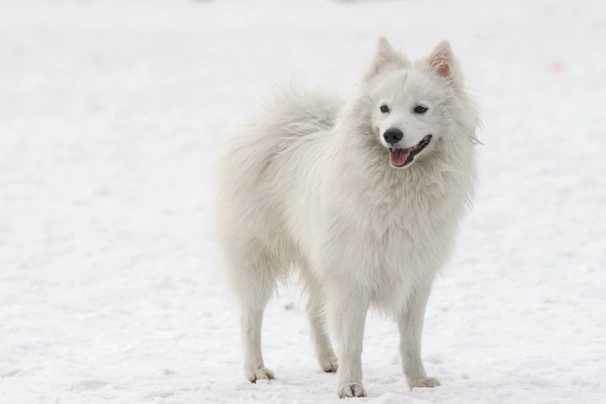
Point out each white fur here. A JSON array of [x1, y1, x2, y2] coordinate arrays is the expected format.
[[215, 38, 479, 398]]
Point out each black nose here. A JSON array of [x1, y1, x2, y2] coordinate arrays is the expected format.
[[383, 128, 403, 145]]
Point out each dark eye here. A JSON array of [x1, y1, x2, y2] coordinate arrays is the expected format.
[[380, 105, 390, 113], [414, 105, 428, 114]]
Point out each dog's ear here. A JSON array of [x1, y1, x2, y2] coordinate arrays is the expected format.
[[425, 40, 456, 81], [365, 37, 411, 81]]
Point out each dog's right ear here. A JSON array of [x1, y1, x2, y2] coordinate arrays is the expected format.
[[365, 37, 411, 81]]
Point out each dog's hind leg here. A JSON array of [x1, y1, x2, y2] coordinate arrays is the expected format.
[[224, 240, 281, 383], [397, 282, 440, 389], [300, 270, 338, 372]]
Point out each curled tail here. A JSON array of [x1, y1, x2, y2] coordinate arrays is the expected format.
[[216, 87, 340, 187]]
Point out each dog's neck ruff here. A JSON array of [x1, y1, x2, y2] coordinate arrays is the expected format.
[[330, 97, 477, 215]]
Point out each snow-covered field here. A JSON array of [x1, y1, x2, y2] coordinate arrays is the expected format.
[[1, 0, 605, 403]]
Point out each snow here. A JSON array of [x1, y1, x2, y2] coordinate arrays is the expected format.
[[1, 0, 605, 403]]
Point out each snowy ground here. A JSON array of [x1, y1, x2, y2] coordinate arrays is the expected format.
[[1, 0, 605, 403]]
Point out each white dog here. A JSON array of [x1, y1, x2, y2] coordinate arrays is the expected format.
[[215, 38, 479, 398]]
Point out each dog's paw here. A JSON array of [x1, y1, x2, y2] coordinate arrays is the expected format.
[[338, 382, 367, 398], [319, 355, 339, 373], [408, 377, 440, 389], [246, 367, 274, 383]]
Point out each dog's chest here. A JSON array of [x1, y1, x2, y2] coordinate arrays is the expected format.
[[336, 180, 465, 285], [307, 157, 474, 301], [376, 199, 457, 266]]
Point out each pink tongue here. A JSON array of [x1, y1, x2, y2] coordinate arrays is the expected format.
[[389, 149, 411, 166]]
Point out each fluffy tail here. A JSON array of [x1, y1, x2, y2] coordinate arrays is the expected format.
[[216, 86, 340, 186], [260, 85, 340, 137]]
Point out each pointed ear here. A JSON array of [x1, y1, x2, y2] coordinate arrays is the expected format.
[[427, 40, 455, 80], [365, 37, 411, 81]]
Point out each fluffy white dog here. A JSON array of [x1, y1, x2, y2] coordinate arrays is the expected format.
[[215, 37, 479, 398]]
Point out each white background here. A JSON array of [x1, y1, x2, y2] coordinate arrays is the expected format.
[[1, 1, 604, 403]]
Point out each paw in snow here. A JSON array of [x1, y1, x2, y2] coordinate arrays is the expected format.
[[408, 377, 440, 389], [320, 355, 339, 373], [246, 367, 274, 383], [338, 382, 367, 398]]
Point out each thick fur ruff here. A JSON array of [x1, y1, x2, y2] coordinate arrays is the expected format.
[[215, 38, 479, 398]]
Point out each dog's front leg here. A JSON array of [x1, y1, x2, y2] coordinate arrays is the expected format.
[[397, 282, 440, 389], [333, 288, 370, 398]]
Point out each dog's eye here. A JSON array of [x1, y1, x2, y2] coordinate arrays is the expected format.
[[380, 105, 390, 113], [414, 105, 428, 114]]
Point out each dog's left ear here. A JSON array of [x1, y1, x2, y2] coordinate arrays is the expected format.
[[365, 37, 411, 81], [426, 40, 456, 81]]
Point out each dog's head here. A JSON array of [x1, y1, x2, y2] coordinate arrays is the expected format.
[[364, 38, 465, 169]]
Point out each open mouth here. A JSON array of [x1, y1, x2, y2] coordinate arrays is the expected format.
[[388, 135, 433, 168]]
